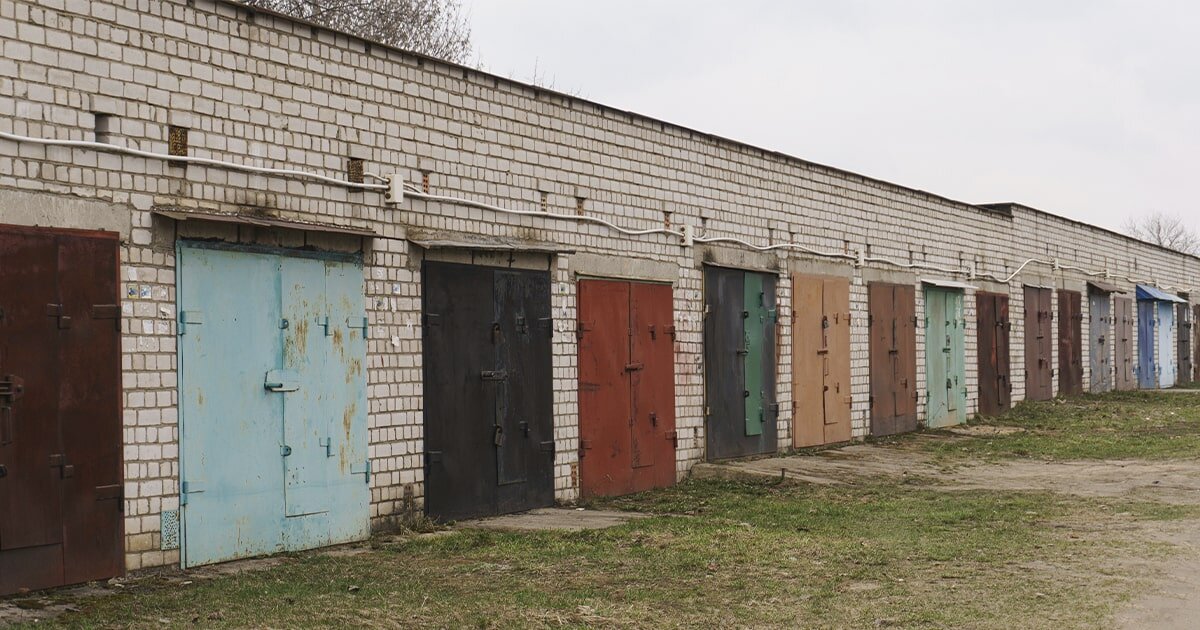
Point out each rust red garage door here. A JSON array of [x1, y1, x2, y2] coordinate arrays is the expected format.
[[976, 292, 1011, 416], [577, 280, 676, 498], [792, 274, 851, 447], [1115, 297, 1136, 391], [868, 283, 917, 436], [0, 225, 123, 596], [1024, 286, 1054, 400], [423, 261, 555, 521], [1058, 290, 1083, 396]]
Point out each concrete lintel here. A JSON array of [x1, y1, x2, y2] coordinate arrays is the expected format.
[[0, 188, 131, 239], [569, 252, 677, 284]]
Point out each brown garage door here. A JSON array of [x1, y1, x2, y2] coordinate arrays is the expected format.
[[976, 292, 1012, 416], [1058, 290, 1083, 396], [1024, 286, 1054, 401], [0, 225, 123, 596], [1115, 297, 1136, 391], [868, 283, 917, 436], [792, 275, 852, 447], [577, 279, 676, 498]]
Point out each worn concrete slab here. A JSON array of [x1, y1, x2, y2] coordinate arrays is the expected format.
[[457, 508, 650, 532]]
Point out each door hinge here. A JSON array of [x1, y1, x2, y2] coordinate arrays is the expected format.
[[347, 316, 369, 334], [351, 460, 371, 484], [318, 437, 333, 457], [425, 451, 443, 467], [578, 439, 592, 457], [540, 440, 556, 454], [180, 480, 206, 505], [91, 304, 122, 331], [423, 313, 441, 328], [666, 431, 678, 449], [178, 310, 204, 334]]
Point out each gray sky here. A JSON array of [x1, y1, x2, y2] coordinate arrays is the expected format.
[[467, 0, 1200, 235]]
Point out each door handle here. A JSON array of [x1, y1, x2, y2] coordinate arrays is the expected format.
[[264, 370, 300, 392], [493, 425, 505, 447]]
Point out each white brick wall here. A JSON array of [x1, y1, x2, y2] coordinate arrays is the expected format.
[[0, 0, 1198, 571]]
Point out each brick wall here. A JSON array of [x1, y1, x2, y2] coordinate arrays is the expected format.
[[1, 0, 1198, 571]]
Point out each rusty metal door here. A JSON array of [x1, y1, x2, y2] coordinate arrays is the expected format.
[[1115, 297, 1136, 390], [1058, 290, 1083, 396], [792, 275, 851, 447], [1178, 304, 1193, 386], [0, 226, 122, 596], [423, 262, 554, 520], [868, 283, 918, 436], [577, 280, 633, 497], [630, 282, 677, 491], [1088, 292, 1113, 393], [1024, 287, 1053, 400], [704, 267, 776, 461], [976, 292, 1011, 416]]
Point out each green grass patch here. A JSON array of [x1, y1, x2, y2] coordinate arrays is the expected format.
[[928, 391, 1200, 461], [20, 478, 1182, 629]]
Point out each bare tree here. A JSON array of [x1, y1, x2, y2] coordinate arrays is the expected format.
[[242, 0, 472, 63], [1123, 212, 1200, 255]]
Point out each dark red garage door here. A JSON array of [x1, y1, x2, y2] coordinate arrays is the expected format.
[[0, 224, 123, 595]]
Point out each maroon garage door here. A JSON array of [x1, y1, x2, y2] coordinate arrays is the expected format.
[[0, 225, 123, 595]]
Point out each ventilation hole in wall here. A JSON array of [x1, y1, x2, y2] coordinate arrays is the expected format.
[[575, 196, 586, 215], [421, 171, 431, 193], [347, 158, 364, 184], [93, 113, 113, 144], [540, 192, 549, 213], [167, 125, 189, 158], [663, 210, 672, 229]]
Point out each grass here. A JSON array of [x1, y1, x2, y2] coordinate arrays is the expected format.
[[925, 390, 1200, 461], [15, 478, 1192, 629]]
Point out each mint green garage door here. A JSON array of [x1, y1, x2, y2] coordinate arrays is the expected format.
[[177, 242, 370, 567], [924, 285, 967, 428]]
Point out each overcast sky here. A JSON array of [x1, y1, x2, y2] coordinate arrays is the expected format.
[[467, 1, 1200, 235]]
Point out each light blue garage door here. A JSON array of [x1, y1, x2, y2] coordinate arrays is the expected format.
[[177, 242, 369, 567]]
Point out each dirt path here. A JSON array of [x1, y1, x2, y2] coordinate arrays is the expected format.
[[694, 434, 1200, 629]]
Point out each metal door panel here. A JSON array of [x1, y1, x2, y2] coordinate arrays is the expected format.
[[1138, 300, 1157, 389], [821, 278, 852, 444], [493, 269, 554, 515], [1024, 287, 1053, 400], [280, 257, 330, 518], [179, 245, 286, 567], [423, 262, 495, 521], [1089, 292, 1112, 393], [893, 285, 919, 432], [55, 233, 123, 585], [1158, 302, 1176, 388], [791, 275, 826, 447], [577, 280, 633, 498], [924, 287, 950, 427], [1177, 304, 1192, 386], [977, 293, 1011, 416], [1116, 297, 1136, 390], [1058, 290, 1083, 396], [320, 260, 370, 544], [870, 283, 918, 436], [0, 230, 64, 558], [704, 267, 745, 461], [754, 273, 778, 452], [743, 273, 768, 437], [946, 289, 966, 420], [630, 282, 676, 491]]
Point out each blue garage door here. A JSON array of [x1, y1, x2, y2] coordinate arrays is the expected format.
[[177, 242, 369, 567]]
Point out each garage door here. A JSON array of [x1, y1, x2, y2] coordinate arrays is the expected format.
[[423, 262, 554, 521], [178, 242, 370, 567], [0, 225, 122, 595]]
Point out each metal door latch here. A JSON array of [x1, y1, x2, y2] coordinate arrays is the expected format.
[[0, 375, 25, 403], [493, 425, 505, 447], [280, 445, 293, 456], [480, 370, 508, 381]]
